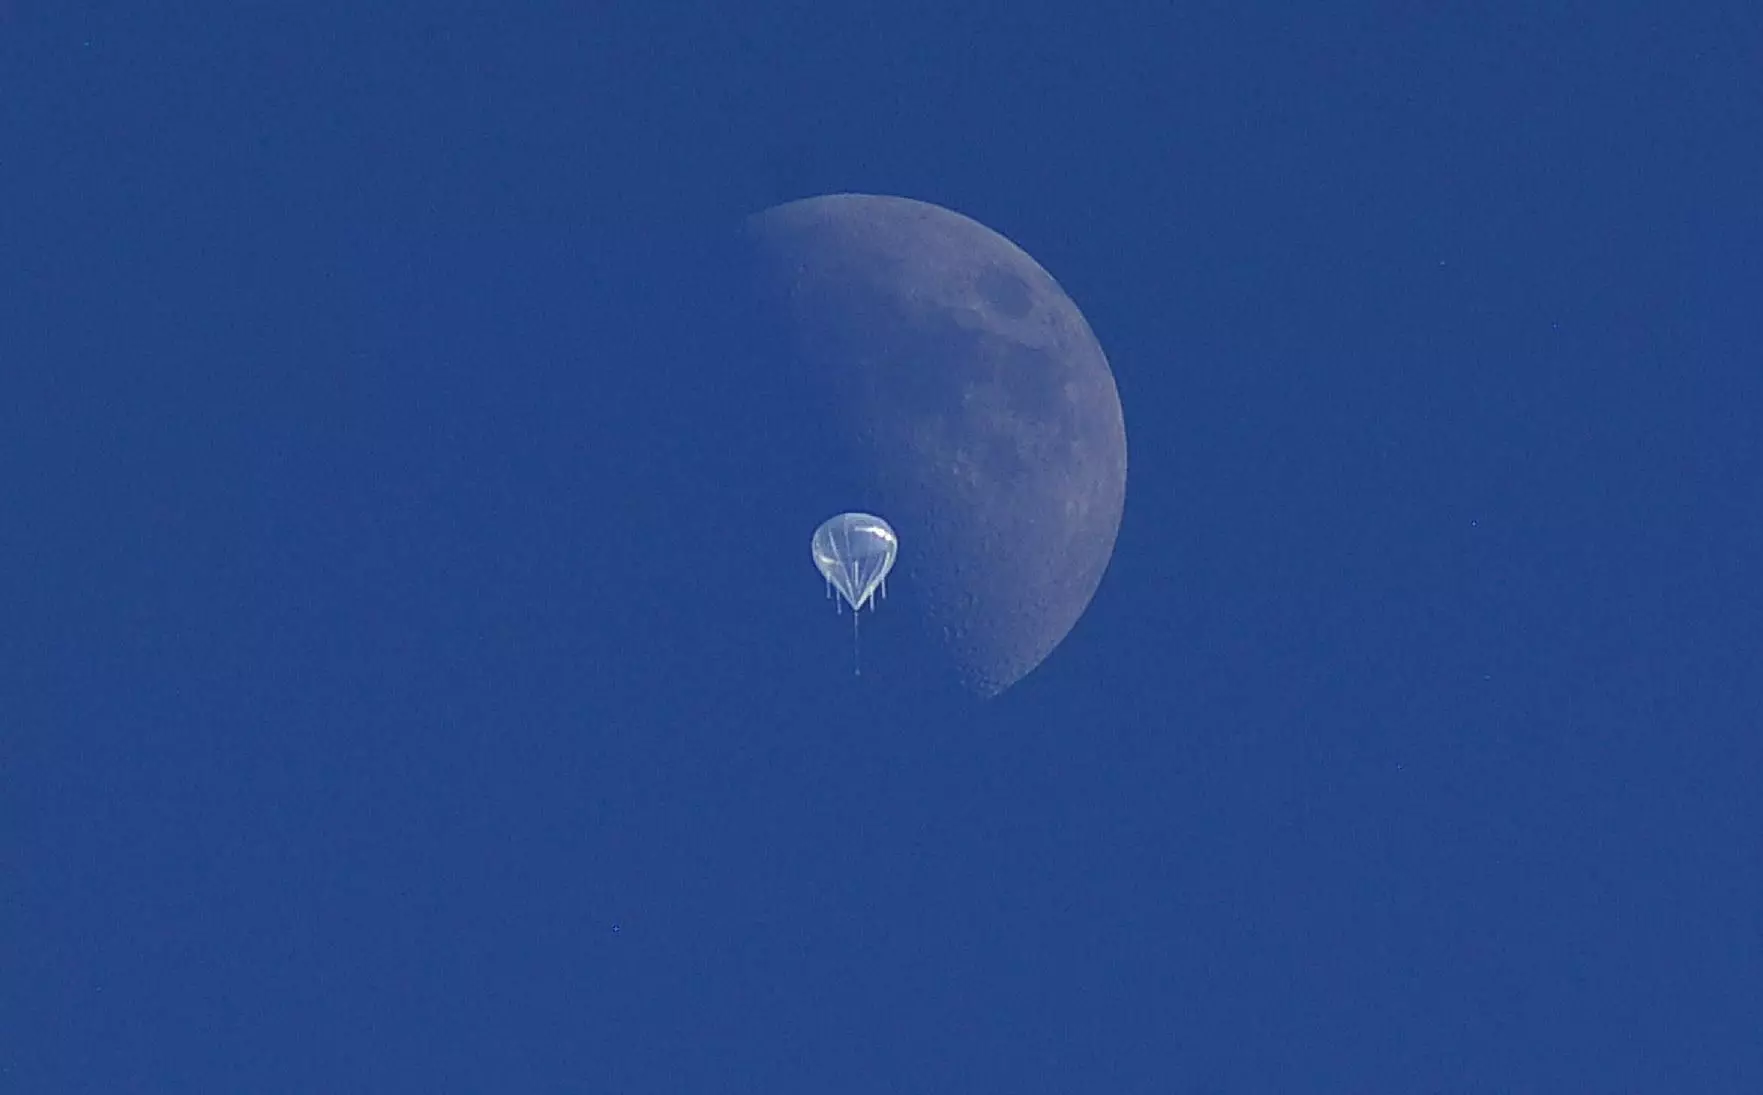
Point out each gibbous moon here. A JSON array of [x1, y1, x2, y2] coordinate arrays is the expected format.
[[747, 193, 1127, 697]]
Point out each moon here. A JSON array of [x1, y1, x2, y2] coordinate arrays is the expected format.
[[745, 193, 1127, 697]]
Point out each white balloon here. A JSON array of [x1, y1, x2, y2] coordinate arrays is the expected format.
[[811, 512, 898, 676], [812, 512, 897, 613]]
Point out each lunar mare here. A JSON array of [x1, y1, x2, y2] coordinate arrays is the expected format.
[[747, 193, 1127, 697]]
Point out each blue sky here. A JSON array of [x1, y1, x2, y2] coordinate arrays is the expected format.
[[4, 3, 1761, 1091]]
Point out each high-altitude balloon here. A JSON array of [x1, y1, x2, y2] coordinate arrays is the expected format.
[[812, 512, 898, 675], [812, 512, 897, 613]]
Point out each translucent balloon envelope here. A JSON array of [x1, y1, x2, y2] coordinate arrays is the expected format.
[[812, 512, 898, 613], [812, 512, 898, 677]]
